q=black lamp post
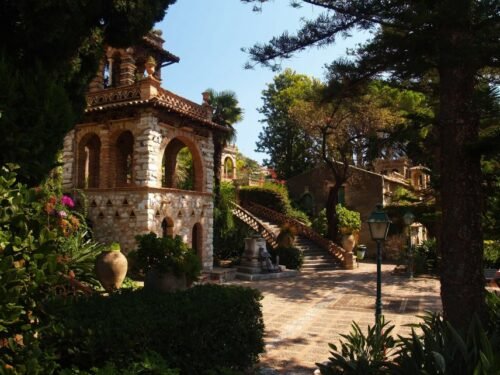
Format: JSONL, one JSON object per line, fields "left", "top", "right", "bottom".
{"left": 403, "top": 211, "right": 416, "bottom": 279}
{"left": 367, "top": 204, "right": 391, "bottom": 325}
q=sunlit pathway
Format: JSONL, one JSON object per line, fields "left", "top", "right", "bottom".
{"left": 231, "top": 262, "right": 441, "bottom": 374}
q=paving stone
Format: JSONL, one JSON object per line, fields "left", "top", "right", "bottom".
{"left": 230, "top": 262, "right": 441, "bottom": 373}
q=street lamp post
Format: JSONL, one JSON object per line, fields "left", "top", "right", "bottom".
{"left": 403, "top": 211, "right": 416, "bottom": 279}
{"left": 367, "top": 204, "right": 391, "bottom": 325}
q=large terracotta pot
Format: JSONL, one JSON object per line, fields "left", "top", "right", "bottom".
{"left": 144, "top": 268, "right": 187, "bottom": 293}
{"left": 341, "top": 234, "right": 356, "bottom": 253}
{"left": 95, "top": 251, "right": 128, "bottom": 292}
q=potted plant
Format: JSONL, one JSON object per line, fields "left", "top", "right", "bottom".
{"left": 337, "top": 204, "right": 361, "bottom": 252}
{"left": 131, "top": 233, "right": 201, "bottom": 292}
{"left": 95, "top": 242, "right": 128, "bottom": 292}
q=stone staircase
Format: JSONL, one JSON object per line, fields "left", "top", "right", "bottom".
{"left": 257, "top": 217, "right": 340, "bottom": 272}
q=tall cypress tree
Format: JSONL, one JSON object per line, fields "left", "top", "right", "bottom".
{"left": 242, "top": 0, "right": 499, "bottom": 329}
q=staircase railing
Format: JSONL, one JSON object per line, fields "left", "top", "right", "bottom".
{"left": 242, "top": 202, "right": 355, "bottom": 270}
{"left": 230, "top": 202, "right": 278, "bottom": 249}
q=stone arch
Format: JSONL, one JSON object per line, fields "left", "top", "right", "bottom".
{"left": 161, "top": 136, "right": 204, "bottom": 192}
{"left": 161, "top": 217, "right": 174, "bottom": 238}
{"left": 111, "top": 130, "right": 135, "bottom": 187}
{"left": 223, "top": 156, "right": 235, "bottom": 179}
{"left": 77, "top": 133, "right": 101, "bottom": 188}
{"left": 192, "top": 222, "right": 203, "bottom": 258}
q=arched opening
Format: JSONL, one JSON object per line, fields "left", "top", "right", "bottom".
{"left": 115, "top": 131, "right": 134, "bottom": 187}
{"left": 223, "top": 157, "right": 234, "bottom": 179}
{"left": 77, "top": 133, "right": 101, "bottom": 188}
{"left": 161, "top": 217, "right": 174, "bottom": 238}
{"left": 192, "top": 223, "right": 203, "bottom": 258}
{"left": 162, "top": 138, "right": 203, "bottom": 191}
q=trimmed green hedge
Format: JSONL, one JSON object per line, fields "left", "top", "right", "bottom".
{"left": 44, "top": 285, "right": 264, "bottom": 374}
{"left": 239, "top": 185, "right": 289, "bottom": 214}
{"left": 239, "top": 184, "right": 311, "bottom": 225}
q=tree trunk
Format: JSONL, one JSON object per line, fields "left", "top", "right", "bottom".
{"left": 326, "top": 183, "right": 341, "bottom": 243}
{"left": 438, "top": 7, "right": 486, "bottom": 329}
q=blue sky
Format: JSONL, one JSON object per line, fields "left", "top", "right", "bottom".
{"left": 159, "top": 0, "right": 368, "bottom": 163}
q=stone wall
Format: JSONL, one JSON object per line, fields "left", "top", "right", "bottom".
{"left": 84, "top": 188, "right": 213, "bottom": 268}
{"left": 287, "top": 165, "right": 393, "bottom": 256}
{"left": 63, "top": 108, "right": 215, "bottom": 270}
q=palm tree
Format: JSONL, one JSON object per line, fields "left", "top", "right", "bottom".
{"left": 205, "top": 89, "right": 243, "bottom": 207}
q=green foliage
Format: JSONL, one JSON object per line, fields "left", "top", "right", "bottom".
{"left": 255, "top": 69, "right": 318, "bottom": 179}
{"left": 484, "top": 240, "right": 500, "bottom": 269}
{"left": 0, "top": 165, "right": 103, "bottom": 373}
{"left": 0, "top": 1, "right": 176, "bottom": 185}
{"left": 288, "top": 206, "right": 312, "bottom": 226}
{"left": 130, "top": 233, "right": 201, "bottom": 284}
{"left": 0, "top": 58, "right": 75, "bottom": 185}
{"left": 271, "top": 246, "right": 303, "bottom": 270}
{"left": 44, "top": 285, "right": 265, "bottom": 374}
{"left": 214, "top": 182, "right": 254, "bottom": 261}
{"left": 312, "top": 208, "right": 328, "bottom": 237}
{"left": 59, "top": 351, "right": 180, "bottom": 375}
{"left": 317, "top": 317, "right": 396, "bottom": 374}
{"left": 239, "top": 185, "right": 289, "bottom": 214}
{"left": 413, "top": 238, "right": 439, "bottom": 274}
{"left": 336, "top": 204, "right": 361, "bottom": 235}
{"left": 393, "top": 313, "right": 500, "bottom": 375}
{"left": 391, "top": 187, "right": 419, "bottom": 205}
{"left": 175, "top": 147, "right": 194, "bottom": 190}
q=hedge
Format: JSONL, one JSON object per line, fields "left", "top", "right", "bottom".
{"left": 44, "top": 285, "right": 264, "bottom": 374}
{"left": 239, "top": 185, "right": 289, "bottom": 214}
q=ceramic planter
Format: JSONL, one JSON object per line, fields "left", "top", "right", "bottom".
{"left": 341, "top": 233, "right": 356, "bottom": 253}
{"left": 95, "top": 251, "right": 128, "bottom": 292}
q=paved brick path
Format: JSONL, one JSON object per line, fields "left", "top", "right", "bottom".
{"left": 231, "top": 262, "right": 441, "bottom": 374}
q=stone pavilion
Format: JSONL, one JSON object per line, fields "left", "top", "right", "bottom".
{"left": 62, "top": 32, "right": 228, "bottom": 270}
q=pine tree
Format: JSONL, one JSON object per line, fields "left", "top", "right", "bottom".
{"left": 242, "top": 0, "right": 499, "bottom": 329}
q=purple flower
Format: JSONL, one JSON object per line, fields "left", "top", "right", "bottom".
{"left": 61, "top": 195, "right": 75, "bottom": 208}
{"left": 58, "top": 210, "right": 67, "bottom": 218}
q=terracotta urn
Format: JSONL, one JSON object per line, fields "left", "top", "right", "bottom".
{"left": 144, "top": 57, "right": 156, "bottom": 77}
{"left": 144, "top": 268, "right": 186, "bottom": 293}
{"left": 95, "top": 244, "right": 128, "bottom": 292}
{"left": 341, "top": 233, "right": 356, "bottom": 253}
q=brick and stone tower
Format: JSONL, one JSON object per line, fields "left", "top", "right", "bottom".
{"left": 62, "top": 32, "right": 226, "bottom": 270}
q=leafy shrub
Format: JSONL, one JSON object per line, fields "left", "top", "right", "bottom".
{"left": 59, "top": 351, "right": 180, "bottom": 375}
{"left": 214, "top": 182, "right": 254, "bottom": 261}
{"left": 413, "top": 238, "right": 439, "bottom": 274}
{"left": 239, "top": 185, "right": 289, "bottom": 214}
{"left": 271, "top": 246, "right": 304, "bottom": 270}
{"left": 312, "top": 208, "right": 328, "bottom": 237}
{"left": 130, "top": 233, "right": 201, "bottom": 284}
{"left": 393, "top": 312, "right": 500, "bottom": 375}
{"left": 484, "top": 240, "right": 500, "bottom": 268}
{"left": 288, "top": 206, "right": 312, "bottom": 225}
{"left": 0, "top": 165, "right": 103, "bottom": 373}
{"left": 337, "top": 204, "right": 361, "bottom": 235}
{"left": 44, "top": 285, "right": 265, "bottom": 374}
{"left": 317, "top": 317, "right": 396, "bottom": 374}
